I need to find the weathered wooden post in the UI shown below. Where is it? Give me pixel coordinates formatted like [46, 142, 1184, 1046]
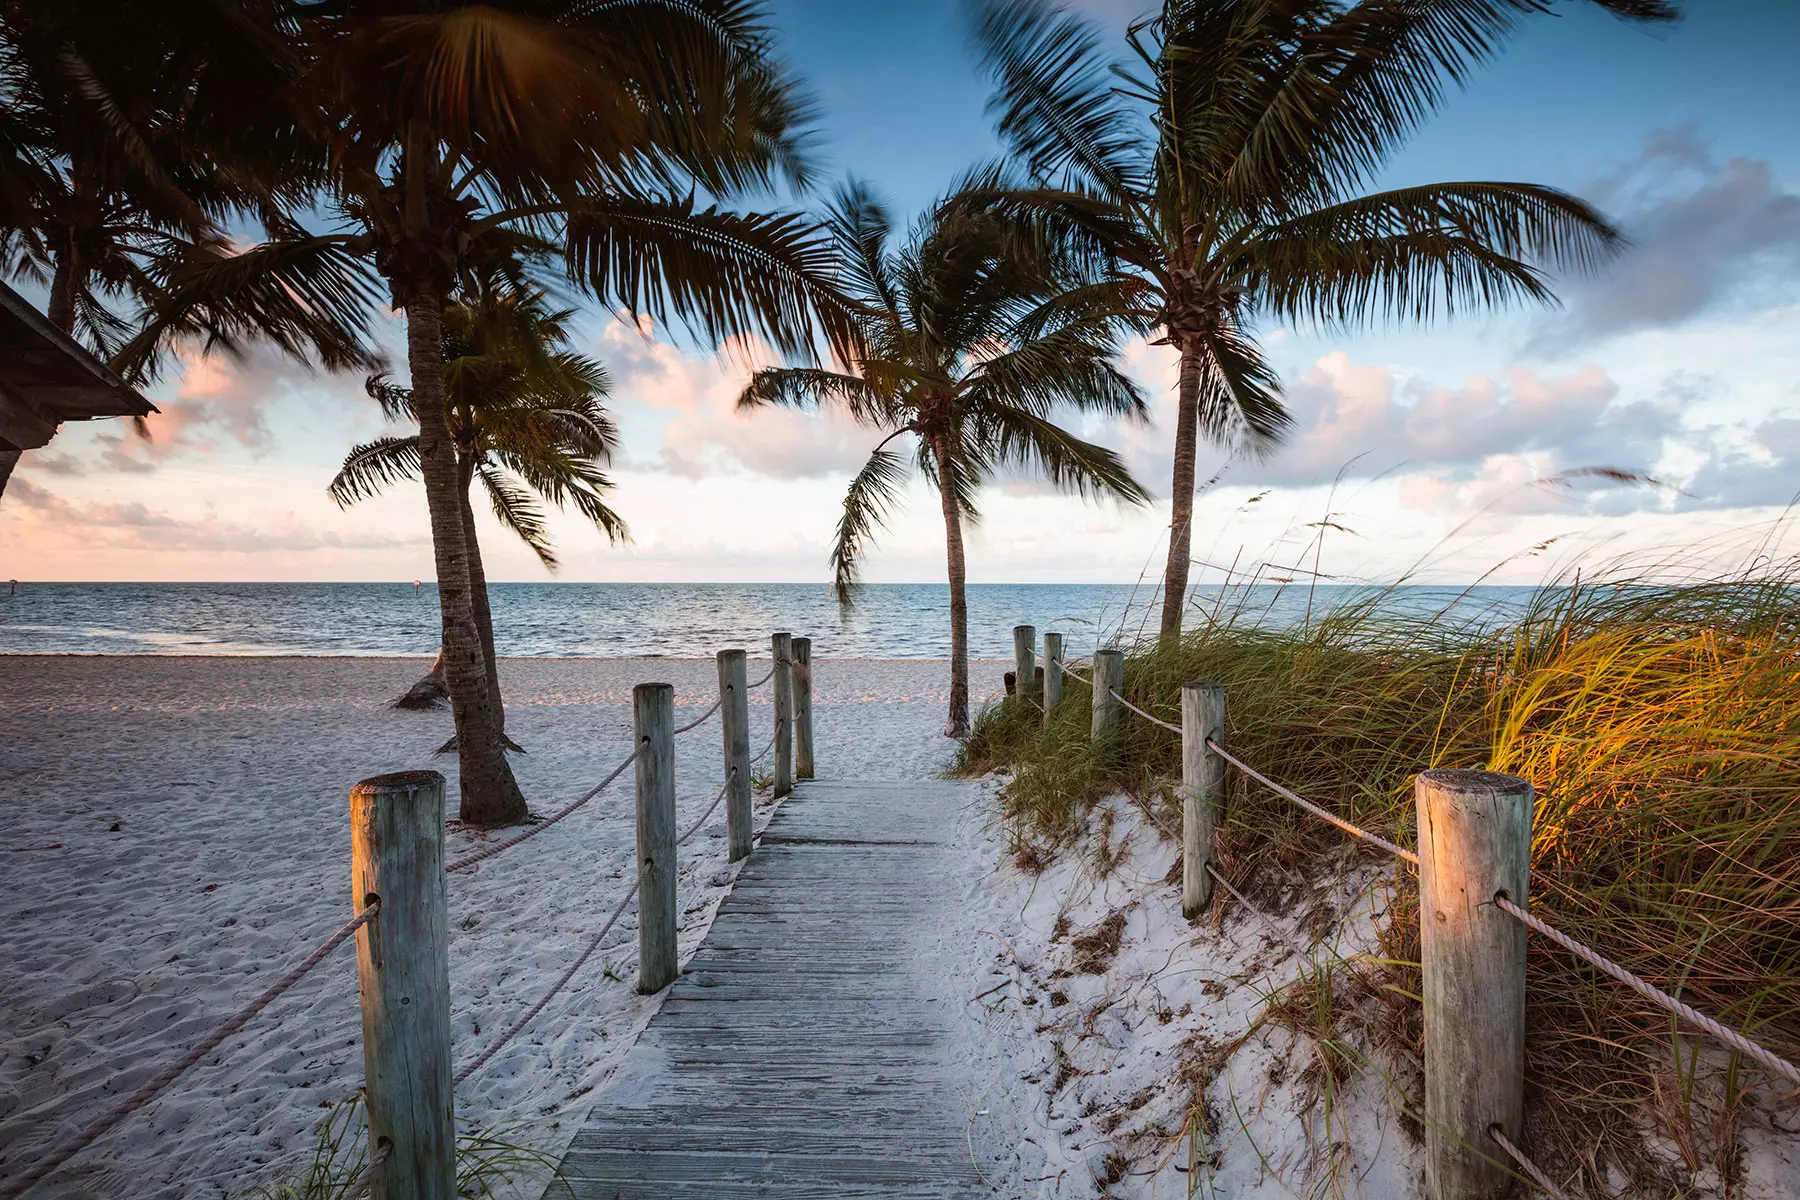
[1180, 683, 1226, 919]
[1013, 625, 1036, 702]
[716, 650, 752, 863]
[771, 632, 794, 798]
[1416, 768, 1533, 1200]
[350, 770, 455, 1200]
[635, 683, 678, 993]
[1043, 632, 1064, 721]
[1091, 648, 1124, 738]
[793, 636, 815, 780]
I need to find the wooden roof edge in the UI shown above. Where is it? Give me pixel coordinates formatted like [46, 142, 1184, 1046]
[0, 279, 159, 418]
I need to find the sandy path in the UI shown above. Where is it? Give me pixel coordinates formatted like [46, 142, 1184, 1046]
[0, 655, 1008, 1198]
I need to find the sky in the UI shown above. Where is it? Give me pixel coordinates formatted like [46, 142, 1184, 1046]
[4, 0, 1798, 586]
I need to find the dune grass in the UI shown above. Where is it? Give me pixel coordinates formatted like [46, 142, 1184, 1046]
[957, 560, 1800, 1192]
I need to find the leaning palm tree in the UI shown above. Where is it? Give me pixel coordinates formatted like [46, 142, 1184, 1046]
[741, 182, 1151, 737]
[968, 0, 1674, 639]
[329, 290, 627, 731]
[121, 1, 858, 825]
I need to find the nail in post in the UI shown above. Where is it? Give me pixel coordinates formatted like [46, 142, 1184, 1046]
[1416, 768, 1532, 1200]
[716, 650, 752, 863]
[1013, 625, 1036, 703]
[1091, 649, 1124, 738]
[350, 770, 455, 1200]
[1043, 632, 1064, 721]
[793, 636, 814, 781]
[635, 683, 677, 993]
[771, 633, 793, 798]
[1180, 682, 1226, 919]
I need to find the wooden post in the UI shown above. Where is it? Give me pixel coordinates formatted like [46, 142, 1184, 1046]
[1180, 683, 1226, 919]
[1013, 625, 1036, 702]
[716, 650, 752, 863]
[793, 636, 815, 781]
[1091, 648, 1124, 738]
[635, 683, 678, 993]
[1043, 632, 1064, 721]
[1416, 768, 1533, 1200]
[771, 632, 793, 798]
[350, 770, 455, 1200]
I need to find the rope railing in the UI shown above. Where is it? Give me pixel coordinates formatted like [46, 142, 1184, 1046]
[1008, 620, 1797, 1195]
[1205, 738, 1421, 866]
[0, 904, 377, 1200]
[1489, 1126, 1572, 1200]
[6, 632, 817, 1199]
[454, 720, 789, 1088]
[1491, 893, 1800, 1087]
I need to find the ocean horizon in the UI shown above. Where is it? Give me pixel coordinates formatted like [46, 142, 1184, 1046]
[0, 581, 1536, 659]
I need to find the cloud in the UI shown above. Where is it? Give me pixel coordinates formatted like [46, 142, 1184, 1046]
[599, 318, 890, 481]
[4, 478, 423, 555]
[94, 342, 369, 473]
[1532, 126, 1800, 351]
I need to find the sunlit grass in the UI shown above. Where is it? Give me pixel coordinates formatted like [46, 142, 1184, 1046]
[957, 555, 1800, 1191]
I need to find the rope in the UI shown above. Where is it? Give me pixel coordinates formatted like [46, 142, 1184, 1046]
[453, 880, 639, 1088]
[1204, 864, 1312, 960]
[748, 665, 776, 689]
[348, 1138, 391, 1198]
[0, 905, 377, 1200]
[1061, 664, 1094, 686]
[454, 728, 781, 1088]
[447, 747, 639, 874]
[673, 697, 723, 735]
[1488, 1126, 1572, 1200]
[1207, 738, 1421, 867]
[678, 781, 730, 846]
[1111, 690, 1181, 734]
[1492, 894, 1800, 1087]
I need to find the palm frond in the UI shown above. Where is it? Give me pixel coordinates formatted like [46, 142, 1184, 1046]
[978, 402, 1151, 505]
[831, 440, 910, 603]
[328, 435, 421, 508]
[478, 462, 558, 569]
[564, 192, 861, 363]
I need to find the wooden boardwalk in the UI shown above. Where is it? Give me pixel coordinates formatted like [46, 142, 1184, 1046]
[553, 778, 995, 1198]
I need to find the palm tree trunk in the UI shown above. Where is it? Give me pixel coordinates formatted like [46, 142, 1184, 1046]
[1159, 344, 1204, 640]
[46, 240, 79, 333]
[933, 436, 971, 738]
[458, 454, 506, 734]
[404, 283, 526, 825]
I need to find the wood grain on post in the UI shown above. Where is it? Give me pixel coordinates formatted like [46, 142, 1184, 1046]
[1013, 625, 1036, 702]
[716, 650, 752, 863]
[1416, 767, 1533, 1200]
[350, 770, 455, 1200]
[793, 636, 815, 781]
[635, 683, 678, 994]
[1180, 682, 1226, 920]
[1043, 632, 1064, 721]
[771, 633, 793, 798]
[1091, 649, 1124, 739]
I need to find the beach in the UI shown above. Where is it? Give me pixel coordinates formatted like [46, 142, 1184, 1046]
[0, 654, 1011, 1197]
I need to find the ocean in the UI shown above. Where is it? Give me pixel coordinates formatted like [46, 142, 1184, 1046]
[0, 581, 1535, 659]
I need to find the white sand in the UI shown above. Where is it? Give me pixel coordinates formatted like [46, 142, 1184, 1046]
[0, 655, 1009, 1197]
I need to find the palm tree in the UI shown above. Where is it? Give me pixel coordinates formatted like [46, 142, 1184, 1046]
[968, 0, 1675, 639]
[123, 1, 859, 825]
[329, 289, 626, 730]
[0, 0, 341, 497]
[741, 182, 1150, 737]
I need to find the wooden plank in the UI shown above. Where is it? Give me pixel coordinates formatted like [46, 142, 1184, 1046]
[553, 777, 991, 1198]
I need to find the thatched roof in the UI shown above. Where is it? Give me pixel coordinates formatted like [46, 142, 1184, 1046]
[0, 279, 156, 453]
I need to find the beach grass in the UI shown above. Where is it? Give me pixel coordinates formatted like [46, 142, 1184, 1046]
[956, 556, 1800, 1190]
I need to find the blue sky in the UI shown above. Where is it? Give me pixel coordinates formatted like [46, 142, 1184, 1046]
[5, 0, 1798, 585]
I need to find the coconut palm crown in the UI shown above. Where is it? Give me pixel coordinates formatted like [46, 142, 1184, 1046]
[121, 0, 860, 824]
[740, 180, 1151, 737]
[968, 0, 1674, 639]
[330, 289, 625, 732]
